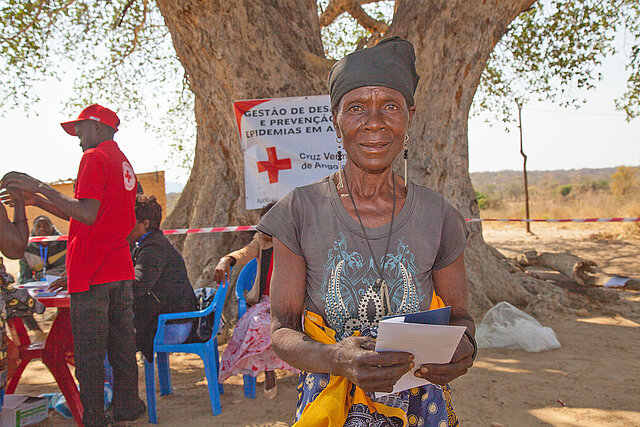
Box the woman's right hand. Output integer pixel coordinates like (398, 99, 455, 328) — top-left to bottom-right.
(213, 256, 233, 284)
(330, 336, 414, 393)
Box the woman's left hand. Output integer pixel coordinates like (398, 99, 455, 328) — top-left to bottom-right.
(413, 333, 474, 385)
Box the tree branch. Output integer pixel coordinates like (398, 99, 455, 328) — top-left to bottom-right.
(1, 0, 76, 44)
(345, 0, 388, 34)
(319, 0, 385, 28)
(355, 31, 383, 50)
(115, 0, 136, 28)
(113, 0, 149, 67)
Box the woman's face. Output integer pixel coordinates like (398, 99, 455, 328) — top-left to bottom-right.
(333, 86, 415, 174)
(127, 219, 148, 244)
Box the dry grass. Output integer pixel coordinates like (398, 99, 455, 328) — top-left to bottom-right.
(480, 192, 640, 238)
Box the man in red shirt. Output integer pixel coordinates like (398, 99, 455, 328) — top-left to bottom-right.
(1, 105, 146, 426)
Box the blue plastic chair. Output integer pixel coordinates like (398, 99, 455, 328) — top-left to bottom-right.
(144, 274, 230, 424)
(234, 259, 258, 399)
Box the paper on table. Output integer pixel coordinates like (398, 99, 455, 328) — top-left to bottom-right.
(45, 274, 61, 283)
(19, 275, 61, 289)
(374, 318, 466, 397)
(19, 275, 64, 297)
(17, 281, 50, 290)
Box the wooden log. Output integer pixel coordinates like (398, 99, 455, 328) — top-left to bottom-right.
(524, 267, 571, 282)
(552, 281, 619, 303)
(517, 250, 597, 286)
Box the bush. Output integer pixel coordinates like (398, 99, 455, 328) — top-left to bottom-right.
(611, 166, 639, 196)
(505, 182, 523, 201)
(559, 185, 572, 197)
(577, 179, 610, 193)
(476, 191, 489, 210)
(475, 190, 504, 210)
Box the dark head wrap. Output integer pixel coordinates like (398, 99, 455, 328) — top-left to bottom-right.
(328, 36, 420, 110)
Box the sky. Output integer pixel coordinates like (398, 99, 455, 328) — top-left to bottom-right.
(468, 46, 640, 173)
(0, 77, 184, 190)
(1, 42, 638, 190)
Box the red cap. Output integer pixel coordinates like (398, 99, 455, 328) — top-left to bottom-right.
(60, 104, 120, 136)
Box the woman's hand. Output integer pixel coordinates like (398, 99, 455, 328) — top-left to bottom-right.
(331, 336, 414, 393)
(413, 333, 474, 385)
(213, 256, 233, 284)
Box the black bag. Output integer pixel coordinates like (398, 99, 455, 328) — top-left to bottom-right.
(194, 287, 219, 341)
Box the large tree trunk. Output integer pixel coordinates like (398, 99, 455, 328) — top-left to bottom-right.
(156, 0, 329, 286)
(390, 0, 566, 315)
(158, 0, 567, 315)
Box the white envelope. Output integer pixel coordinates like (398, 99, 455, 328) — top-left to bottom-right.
(374, 317, 466, 397)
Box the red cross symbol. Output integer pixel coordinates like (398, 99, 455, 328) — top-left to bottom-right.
(122, 161, 136, 191)
(257, 147, 292, 184)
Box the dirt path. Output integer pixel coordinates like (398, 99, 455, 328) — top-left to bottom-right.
(12, 224, 640, 426)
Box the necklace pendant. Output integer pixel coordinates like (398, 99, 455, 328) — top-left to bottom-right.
(374, 278, 385, 291)
(377, 279, 392, 317)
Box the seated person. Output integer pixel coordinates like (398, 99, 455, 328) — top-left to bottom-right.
(0, 185, 28, 402)
(215, 202, 297, 400)
(18, 215, 67, 283)
(127, 194, 198, 361)
(0, 188, 44, 337)
(0, 259, 45, 336)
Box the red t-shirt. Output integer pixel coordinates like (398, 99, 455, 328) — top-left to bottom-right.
(66, 140, 137, 293)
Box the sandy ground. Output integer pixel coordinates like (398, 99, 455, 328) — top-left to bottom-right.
(6, 224, 640, 426)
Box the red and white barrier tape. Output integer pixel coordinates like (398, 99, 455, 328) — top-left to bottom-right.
(465, 217, 640, 223)
(28, 225, 257, 243)
(27, 217, 639, 243)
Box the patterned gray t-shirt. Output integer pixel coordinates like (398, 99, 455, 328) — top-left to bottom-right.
(257, 175, 469, 341)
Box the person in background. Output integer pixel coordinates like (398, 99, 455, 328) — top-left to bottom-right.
(127, 194, 198, 362)
(0, 187, 28, 407)
(215, 202, 298, 399)
(1, 261, 46, 338)
(1, 104, 146, 426)
(18, 215, 67, 284)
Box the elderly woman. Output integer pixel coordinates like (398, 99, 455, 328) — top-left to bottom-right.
(257, 37, 476, 426)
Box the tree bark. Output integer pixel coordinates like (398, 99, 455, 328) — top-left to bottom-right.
(158, 0, 567, 315)
(388, 0, 565, 314)
(156, 0, 328, 286)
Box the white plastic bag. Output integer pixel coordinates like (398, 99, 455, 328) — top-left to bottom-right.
(476, 301, 561, 352)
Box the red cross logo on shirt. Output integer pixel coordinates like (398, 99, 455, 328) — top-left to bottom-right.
(257, 147, 292, 184)
(122, 161, 136, 191)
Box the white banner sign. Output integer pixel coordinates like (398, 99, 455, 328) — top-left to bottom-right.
(233, 95, 337, 209)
